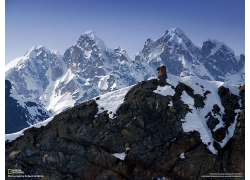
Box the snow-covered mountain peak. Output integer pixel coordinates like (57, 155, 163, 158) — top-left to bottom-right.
(171, 27, 185, 34)
(27, 45, 49, 53)
(6, 45, 66, 100)
(204, 38, 235, 57)
(82, 30, 96, 38)
(22, 45, 54, 61)
(136, 28, 244, 84)
(51, 50, 63, 57)
(145, 38, 156, 46)
(165, 27, 190, 43)
(114, 46, 123, 53)
(74, 30, 109, 54)
(5, 46, 63, 76)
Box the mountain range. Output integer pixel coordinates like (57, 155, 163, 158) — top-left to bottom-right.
(5, 28, 245, 133)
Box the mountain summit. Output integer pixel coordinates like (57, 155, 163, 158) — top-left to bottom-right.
(136, 28, 244, 83)
(5, 28, 244, 133)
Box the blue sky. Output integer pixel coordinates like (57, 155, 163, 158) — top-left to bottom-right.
(5, 0, 245, 64)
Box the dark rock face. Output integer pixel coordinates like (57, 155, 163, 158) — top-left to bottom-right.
(239, 84, 245, 109)
(5, 80, 244, 179)
(5, 80, 29, 134)
(218, 86, 240, 129)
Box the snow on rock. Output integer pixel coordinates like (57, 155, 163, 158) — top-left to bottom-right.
(153, 84, 175, 96)
(181, 91, 194, 105)
(179, 152, 185, 159)
(218, 109, 241, 147)
(180, 80, 220, 154)
(95, 85, 135, 118)
(5, 116, 54, 142)
(157, 177, 166, 180)
(112, 152, 127, 160)
(155, 75, 241, 154)
(5, 56, 24, 72)
(180, 89, 214, 147)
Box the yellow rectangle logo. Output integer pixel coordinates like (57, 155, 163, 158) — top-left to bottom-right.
(8, 169, 12, 174)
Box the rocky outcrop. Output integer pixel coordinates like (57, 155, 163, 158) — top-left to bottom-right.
(5, 79, 244, 179)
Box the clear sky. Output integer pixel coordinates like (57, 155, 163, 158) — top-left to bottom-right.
(5, 0, 245, 65)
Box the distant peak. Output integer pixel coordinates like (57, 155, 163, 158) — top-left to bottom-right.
(26, 46, 50, 56)
(206, 38, 217, 43)
(23, 45, 53, 59)
(76, 30, 107, 52)
(82, 30, 96, 39)
(114, 46, 121, 50)
(170, 28, 187, 37)
(51, 50, 62, 57)
(204, 38, 234, 56)
(169, 27, 179, 31)
(146, 38, 153, 42)
(29, 45, 46, 51)
(206, 38, 226, 46)
(78, 30, 102, 43)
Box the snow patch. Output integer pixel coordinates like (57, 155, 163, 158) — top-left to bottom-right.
(179, 152, 185, 159)
(168, 101, 173, 106)
(154, 84, 175, 96)
(181, 91, 194, 105)
(95, 85, 135, 118)
(98, 75, 110, 91)
(157, 177, 166, 180)
(112, 152, 127, 160)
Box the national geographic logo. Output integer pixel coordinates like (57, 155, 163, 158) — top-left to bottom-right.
(7, 169, 24, 175)
(7, 168, 44, 178)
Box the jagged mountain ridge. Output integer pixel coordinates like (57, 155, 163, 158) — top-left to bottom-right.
(136, 28, 244, 83)
(5, 76, 244, 179)
(5, 28, 244, 132)
(5, 30, 156, 132)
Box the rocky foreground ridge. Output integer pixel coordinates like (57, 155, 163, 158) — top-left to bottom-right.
(5, 78, 244, 179)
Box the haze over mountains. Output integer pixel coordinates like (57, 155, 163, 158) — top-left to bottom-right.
(5, 28, 245, 133)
